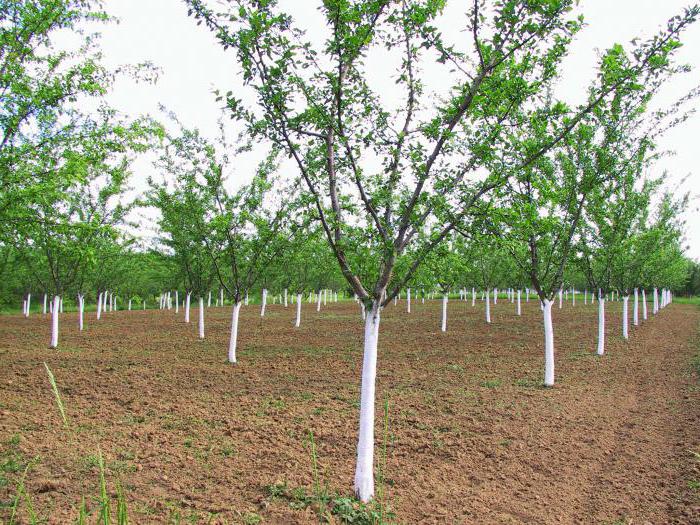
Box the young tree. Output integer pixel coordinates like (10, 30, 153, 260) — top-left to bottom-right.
(187, 0, 699, 500)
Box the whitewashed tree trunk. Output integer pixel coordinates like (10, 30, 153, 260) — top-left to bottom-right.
(441, 294, 448, 332)
(25, 293, 31, 317)
(50, 295, 60, 348)
(103, 291, 108, 312)
(543, 299, 555, 387)
(128, 299, 132, 311)
(471, 287, 476, 307)
(261, 289, 267, 316)
(494, 288, 497, 305)
(143, 300, 146, 310)
(198, 297, 205, 339)
(406, 288, 411, 313)
(97, 292, 103, 319)
(354, 301, 381, 502)
(622, 295, 629, 339)
(245, 291, 249, 306)
(572, 288, 575, 306)
(228, 302, 242, 363)
(43, 293, 47, 315)
(597, 297, 605, 355)
(220, 289, 224, 307)
(584, 289, 587, 305)
(295, 293, 302, 327)
(485, 289, 491, 323)
(653, 288, 658, 313)
(517, 289, 521, 316)
(558, 289, 562, 309)
(316, 289, 322, 312)
(184, 292, 191, 323)
(78, 294, 84, 331)
(284, 288, 288, 307)
(175, 291, 179, 314)
(633, 288, 639, 326)
(208, 291, 211, 308)
(641, 289, 647, 320)
(59, 297, 64, 313)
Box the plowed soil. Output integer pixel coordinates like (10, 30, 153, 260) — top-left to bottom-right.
(1, 298, 699, 524)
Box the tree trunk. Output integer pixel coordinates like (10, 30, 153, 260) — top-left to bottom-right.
(295, 293, 302, 327)
(228, 302, 242, 363)
(642, 289, 647, 320)
(558, 289, 562, 309)
(543, 299, 554, 387)
(485, 289, 491, 324)
(97, 292, 102, 319)
(316, 289, 322, 312)
(494, 288, 497, 305)
(517, 289, 521, 316)
(220, 289, 224, 307)
(25, 293, 31, 317)
(208, 291, 211, 308)
(284, 288, 288, 307)
(78, 294, 84, 331)
(198, 296, 205, 339)
(441, 294, 448, 332)
(406, 288, 411, 313)
(584, 289, 587, 305)
(128, 299, 132, 311)
(184, 292, 191, 323)
(633, 288, 639, 326)
(622, 295, 629, 339)
(43, 293, 47, 315)
(597, 297, 605, 355)
(471, 287, 475, 307)
(261, 289, 267, 316)
(572, 288, 575, 306)
(176, 291, 180, 314)
(353, 300, 381, 502)
(50, 295, 60, 348)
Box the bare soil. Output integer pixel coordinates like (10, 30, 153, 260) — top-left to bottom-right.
(0, 298, 698, 524)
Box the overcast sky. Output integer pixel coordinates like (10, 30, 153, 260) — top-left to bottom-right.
(94, 0, 700, 258)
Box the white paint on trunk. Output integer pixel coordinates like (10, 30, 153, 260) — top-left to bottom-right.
(128, 299, 132, 311)
(220, 289, 224, 306)
(228, 302, 242, 363)
(494, 288, 497, 305)
(97, 292, 102, 319)
(25, 293, 31, 317)
(572, 288, 575, 306)
(295, 293, 302, 327)
(50, 295, 60, 348)
(175, 291, 179, 314)
(43, 294, 47, 315)
(284, 288, 288, 307)
(441, 294, 448, 332)
(143, 300, 146, 310)
(185, 292, 191, 323)
(558, 289, 562, 309)
(261, 289, 267, 316)
(198, 297, 205, 339)
(353, 301, 381, 502)
(471, 287, 475, 307)
(60, 297, 63, 313)
(543, 299, 554, 387)
(78, 294, 84, 331)
(642, 289, 647, 320)
(584, 289, 587, 305)
(633, 288, 639, 326)
(245, 291, 249, 306)
(485, 289, 491, 323)
(597, 297, 605, 355)
(316, 290, 322, 312)
(406, 288, 411, 313)
(517, 289, 521, 316)
(622, 295, 629, 339)
(208, 291, 211, 308)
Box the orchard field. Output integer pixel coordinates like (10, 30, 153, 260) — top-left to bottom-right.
(1, 297, 698, 524)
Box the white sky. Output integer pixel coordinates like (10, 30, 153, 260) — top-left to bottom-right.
(94, 0, 700, 258)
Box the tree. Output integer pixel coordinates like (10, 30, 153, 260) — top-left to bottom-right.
(187, 0, 700, 500)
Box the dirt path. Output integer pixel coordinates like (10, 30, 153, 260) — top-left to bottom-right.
(0, 300, 698, 524)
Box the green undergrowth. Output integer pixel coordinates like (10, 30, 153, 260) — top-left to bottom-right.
(265, 401, 395, 524)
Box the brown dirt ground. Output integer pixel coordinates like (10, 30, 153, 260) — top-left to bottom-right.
(0, 298, 698, 524)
